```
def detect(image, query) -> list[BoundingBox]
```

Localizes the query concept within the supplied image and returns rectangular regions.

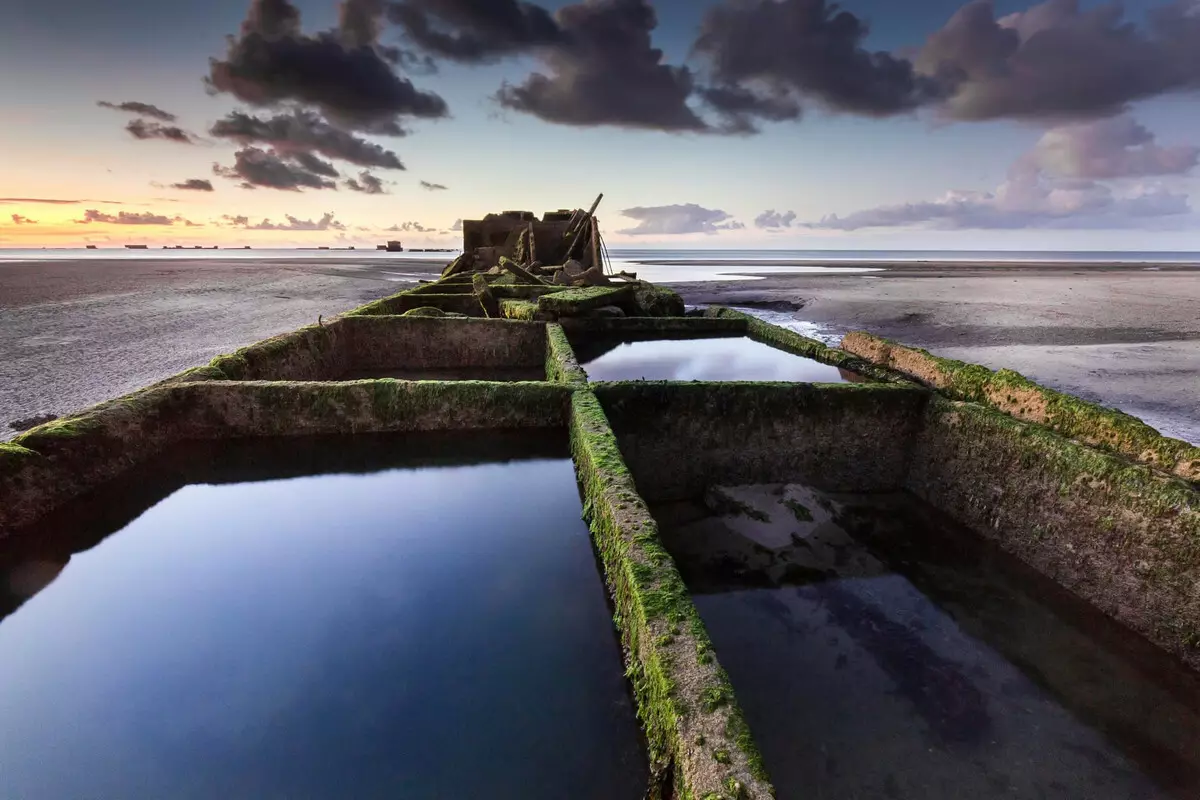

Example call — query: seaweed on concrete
[546,324,588,386]
[569,389,776,799]
[539,285,633,315]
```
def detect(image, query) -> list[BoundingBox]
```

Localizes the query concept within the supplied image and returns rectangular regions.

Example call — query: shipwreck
[1,197,1199,800]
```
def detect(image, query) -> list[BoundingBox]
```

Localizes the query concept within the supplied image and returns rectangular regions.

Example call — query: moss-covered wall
[545,324,587,386]
[594,382,930,502]
[0,380,570,534]
[560,317,748,336]
[907,395,1200,670]
[208,319,349,381]
[843,330,1200,482]
[345,316,547,372]
[569,389,775,799]
[346,290,484,317]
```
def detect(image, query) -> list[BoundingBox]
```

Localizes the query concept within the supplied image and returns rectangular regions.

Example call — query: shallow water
[0,432,646,800]
[572,334,852,383]
[654,484,1200,800]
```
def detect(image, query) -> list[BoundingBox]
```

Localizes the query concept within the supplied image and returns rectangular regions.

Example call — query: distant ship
[386,240,404,252]
[125,244,148,249]
[85,245,97,250]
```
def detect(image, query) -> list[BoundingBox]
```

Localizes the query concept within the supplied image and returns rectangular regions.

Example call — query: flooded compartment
[570,331,856,383]
[597,382,1200,800]
[0,431,647,799]
[209,316,550,382]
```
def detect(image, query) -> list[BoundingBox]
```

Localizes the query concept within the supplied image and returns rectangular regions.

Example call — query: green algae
[500,299,542,321]
[630,282,686,317]
[784,499,813,522]
[539,285,633,315]
[569,389,775,798]
[546,324,588,386]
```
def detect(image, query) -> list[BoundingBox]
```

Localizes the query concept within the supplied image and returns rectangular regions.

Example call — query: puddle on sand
[0,432,647,800]
[571,333,854,382]
[653,484,1200,800]
[339,366,547,381]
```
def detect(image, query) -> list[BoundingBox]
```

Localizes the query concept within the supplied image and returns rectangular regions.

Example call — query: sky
[2,0,1199,250]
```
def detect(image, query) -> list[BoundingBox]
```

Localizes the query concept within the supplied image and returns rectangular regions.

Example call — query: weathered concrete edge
[559,316,748,335]
[546,324,588,386]
[703,307,909,384]
[1,380,570,534]
[569,389,776,800]
[910,395,1200,669]
[843,330,1200,482]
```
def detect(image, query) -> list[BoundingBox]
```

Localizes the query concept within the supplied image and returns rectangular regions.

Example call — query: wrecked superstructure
[1,203,1199,800]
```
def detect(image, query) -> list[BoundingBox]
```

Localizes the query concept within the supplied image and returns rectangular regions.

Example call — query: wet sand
[674,263,1200,444]
[2,257,1197,445]
[0,257,443,440]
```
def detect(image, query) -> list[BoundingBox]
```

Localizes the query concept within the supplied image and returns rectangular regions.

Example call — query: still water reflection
[0,432,646,800]
[572,334,852,383]
[655,484,1200,800]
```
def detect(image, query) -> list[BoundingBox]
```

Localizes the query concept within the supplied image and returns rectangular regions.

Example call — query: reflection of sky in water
[579,336,849,383]
[607,258,884,283]
[0,459,645,799]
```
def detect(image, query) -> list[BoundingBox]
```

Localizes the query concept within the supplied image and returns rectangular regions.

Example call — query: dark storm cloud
[754,209,797,229]
[97,101,177,121]
[171,179,216,191]
[419,180,448,190]
[697,84,802,134]
[223,212,348,230]
[76,209,199,226]
[915,0,1200,121]
[126,119,199,144]
[292,151,341,177]
[213,147,339,190]
[495,0,706,131]
[206,0,448,131]
[11,214,38,225]
[387,0,563,63]
[209,110,406,169]
[346,171,387,193]
[692,0,944,117]
[617,204,745,235]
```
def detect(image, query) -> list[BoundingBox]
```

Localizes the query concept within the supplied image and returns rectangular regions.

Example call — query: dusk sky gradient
[3,0,1199,248]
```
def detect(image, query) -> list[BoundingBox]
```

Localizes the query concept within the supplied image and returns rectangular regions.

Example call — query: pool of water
[340,366,548,381]
[653,484,1200,800]
[571,334,853,383]
[0,432,647,800]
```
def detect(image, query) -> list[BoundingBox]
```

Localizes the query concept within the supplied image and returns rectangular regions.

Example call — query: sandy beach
[2,256,1197,444]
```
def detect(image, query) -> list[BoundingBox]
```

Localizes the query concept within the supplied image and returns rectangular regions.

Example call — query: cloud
[754,209,797,229]
[11,214,37,225]
[97,100,177,121]
[213,147,340,190]
[346,171,387,193]
[126,119,199,144]
[419,180,448,190]
[0,197,123,205]
[171,179,216,191]
[618,203,745,235]
[450,218,463,231]
[805,119,1195,231]
[209,109,406,169]
[692,0,944,118]
[206,0,448,131]
[696,84,802,134]
[387,221,435,232]
[75,209,200,226]
[1023,116,1199,179]
[915,0,1200,122]
[388,0,563,63]
[222,212,348,231]
[495,0,707,132]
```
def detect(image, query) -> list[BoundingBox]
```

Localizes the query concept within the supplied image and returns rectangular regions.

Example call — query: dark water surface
[0,432,647,800]
[654,485,1200,800]
[572,334,852,383]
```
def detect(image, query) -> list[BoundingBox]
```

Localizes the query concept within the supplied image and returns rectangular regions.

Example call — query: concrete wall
[345,317,546,372]
[595,382,930,502]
